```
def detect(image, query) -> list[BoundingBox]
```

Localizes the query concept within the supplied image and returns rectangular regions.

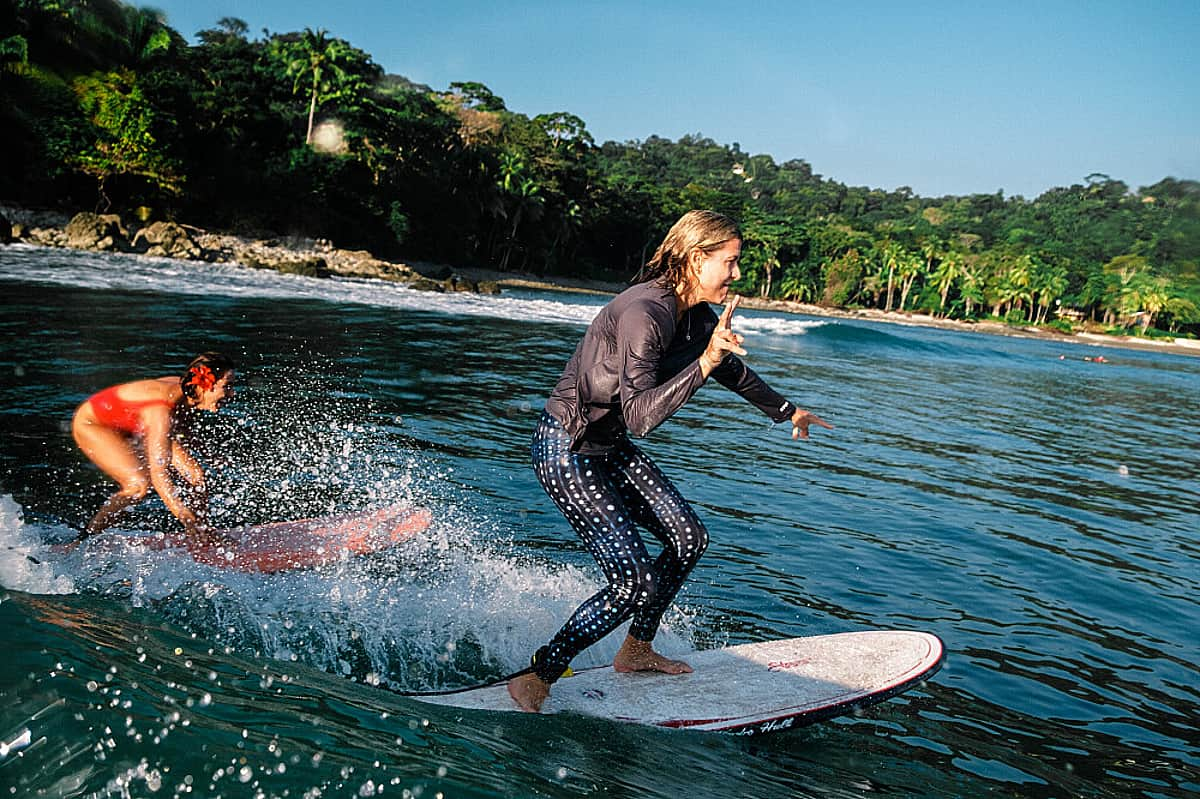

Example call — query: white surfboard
[413,630,944,735]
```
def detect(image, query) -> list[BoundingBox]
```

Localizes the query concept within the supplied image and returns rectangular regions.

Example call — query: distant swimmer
[507,210,832,713]
[67,352,235,549]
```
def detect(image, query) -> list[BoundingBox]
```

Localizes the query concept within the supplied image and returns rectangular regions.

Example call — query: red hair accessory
[190,364,216,392]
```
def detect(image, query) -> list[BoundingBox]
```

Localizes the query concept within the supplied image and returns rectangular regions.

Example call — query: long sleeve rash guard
[544,280,795,451]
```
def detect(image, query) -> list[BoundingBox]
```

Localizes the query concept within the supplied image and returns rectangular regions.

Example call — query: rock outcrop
[2,205,504,295]
[242,254,331,278]
[323,249,417,281]
[64,212,128,251]
[131,221,204,260]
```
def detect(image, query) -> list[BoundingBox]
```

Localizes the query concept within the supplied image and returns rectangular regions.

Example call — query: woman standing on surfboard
[509,210,831,712]
[67,352,235,549]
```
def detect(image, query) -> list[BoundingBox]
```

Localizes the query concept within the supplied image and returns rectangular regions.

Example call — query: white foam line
[0,246,829,336]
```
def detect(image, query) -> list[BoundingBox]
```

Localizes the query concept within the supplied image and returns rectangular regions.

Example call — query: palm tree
[498,177,544,270]
[778,269,813,302]
[896,250,924,311]
[1123,272,1171,331]
[498,151,524,193]
[1003,254,1034,320]
[1030,262,1068,324]
[931,250,962,317]
[279,28,363,145]
[957,257,986,318]
[120,5,176,64]
[492,151,544,270]
[741,212,790,298]
[880,240,902,311]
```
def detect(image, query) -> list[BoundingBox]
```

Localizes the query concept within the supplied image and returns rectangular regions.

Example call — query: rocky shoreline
[0,206,501,295]
[3,205,1197,358]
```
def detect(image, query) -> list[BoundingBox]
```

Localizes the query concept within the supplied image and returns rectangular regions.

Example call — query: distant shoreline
[451,265,1200,359]
[3,204,1197,359]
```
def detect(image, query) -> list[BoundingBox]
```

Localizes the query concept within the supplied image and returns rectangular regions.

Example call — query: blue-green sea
[1,244,1198,798]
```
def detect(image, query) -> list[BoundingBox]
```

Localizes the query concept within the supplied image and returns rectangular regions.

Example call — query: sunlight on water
[2,244,1198,798]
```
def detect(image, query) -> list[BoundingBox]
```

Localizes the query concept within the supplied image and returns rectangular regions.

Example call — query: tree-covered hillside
[3,0,1198,333]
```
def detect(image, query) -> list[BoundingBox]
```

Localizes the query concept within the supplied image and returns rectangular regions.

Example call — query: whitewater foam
[0,245,830,339]
[0,495,76,595]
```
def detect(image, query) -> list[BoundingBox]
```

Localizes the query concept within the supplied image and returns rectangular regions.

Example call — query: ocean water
[1,244,1197,798]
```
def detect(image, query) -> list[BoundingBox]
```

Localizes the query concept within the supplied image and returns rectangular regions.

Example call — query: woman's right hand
[700,296,747,376]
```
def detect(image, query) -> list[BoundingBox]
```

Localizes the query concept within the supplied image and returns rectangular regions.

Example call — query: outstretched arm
[707,295,833,439]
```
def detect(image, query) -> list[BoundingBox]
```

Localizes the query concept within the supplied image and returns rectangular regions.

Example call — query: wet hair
[180,351,235,404]
[636,210,742,287]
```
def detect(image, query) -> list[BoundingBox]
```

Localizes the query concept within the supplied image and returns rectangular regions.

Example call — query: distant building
[1055,306,1084,322]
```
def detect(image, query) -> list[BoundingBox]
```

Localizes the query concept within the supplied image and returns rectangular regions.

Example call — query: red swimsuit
[86,385,176,435]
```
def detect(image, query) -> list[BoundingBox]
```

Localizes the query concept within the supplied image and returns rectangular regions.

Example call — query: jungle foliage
[3,0,1198,334]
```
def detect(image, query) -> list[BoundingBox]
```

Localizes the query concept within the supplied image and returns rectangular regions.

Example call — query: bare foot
[507,672,550,712]
[612,635,693,674]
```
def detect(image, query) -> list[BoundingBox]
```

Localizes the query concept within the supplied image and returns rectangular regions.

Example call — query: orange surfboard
[105,504,431,573]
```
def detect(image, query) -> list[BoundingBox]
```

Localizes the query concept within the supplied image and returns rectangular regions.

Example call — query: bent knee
[677,520,709,563]
[117,479,151,501]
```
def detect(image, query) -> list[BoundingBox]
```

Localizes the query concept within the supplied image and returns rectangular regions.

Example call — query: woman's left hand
[790,407,833,440]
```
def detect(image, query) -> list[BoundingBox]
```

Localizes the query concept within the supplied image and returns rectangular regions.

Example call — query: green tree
[896,248,924,311]
[880,240,902,311]
[273,28,377,145]
[0,33,29,75]
[118,4,179,65]
[71,67,181,208]
[930,249,962,316]
[493,150,545,269]
[957,256,987,318]
[1030,259,1068,323]
[741,211,792,298]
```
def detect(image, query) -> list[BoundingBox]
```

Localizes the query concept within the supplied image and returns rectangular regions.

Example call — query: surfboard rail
[410,629,945,736]
[82,503,432,573]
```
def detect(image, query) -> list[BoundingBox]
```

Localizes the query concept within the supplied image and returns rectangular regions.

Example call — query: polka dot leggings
[529,411,709,684]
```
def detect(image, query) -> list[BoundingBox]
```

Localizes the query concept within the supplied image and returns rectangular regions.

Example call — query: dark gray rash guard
[544,280,796,451]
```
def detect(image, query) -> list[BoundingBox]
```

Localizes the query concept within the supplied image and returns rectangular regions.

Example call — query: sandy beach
[451,264,1200,359]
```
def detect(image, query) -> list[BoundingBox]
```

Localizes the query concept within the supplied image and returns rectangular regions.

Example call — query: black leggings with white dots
[529,411,708,685]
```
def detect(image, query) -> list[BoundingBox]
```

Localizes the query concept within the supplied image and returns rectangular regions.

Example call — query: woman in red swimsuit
[68,352,235,548]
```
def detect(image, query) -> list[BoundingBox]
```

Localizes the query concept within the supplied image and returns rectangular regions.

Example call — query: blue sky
[151,0,1198,199]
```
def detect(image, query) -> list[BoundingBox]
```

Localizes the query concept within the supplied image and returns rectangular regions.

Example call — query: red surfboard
[97,504,432,573]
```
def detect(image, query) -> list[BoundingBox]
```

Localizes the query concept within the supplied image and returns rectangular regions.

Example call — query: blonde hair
[638,210,741,287]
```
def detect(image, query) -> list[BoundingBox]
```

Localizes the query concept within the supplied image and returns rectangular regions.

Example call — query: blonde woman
[509,210,831,711]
